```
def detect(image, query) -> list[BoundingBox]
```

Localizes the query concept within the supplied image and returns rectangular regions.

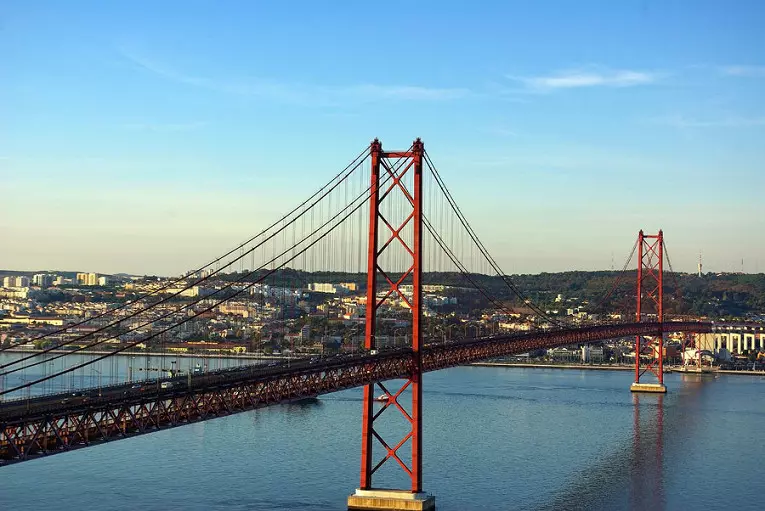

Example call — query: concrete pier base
[630,382,667,393]
[348,489,435,511]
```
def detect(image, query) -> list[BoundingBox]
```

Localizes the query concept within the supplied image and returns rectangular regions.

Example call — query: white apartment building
[2,276,30,288]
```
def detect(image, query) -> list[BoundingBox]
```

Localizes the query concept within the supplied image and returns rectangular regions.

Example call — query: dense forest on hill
[215,269,765,319]
[430,270,765,318]
[506,271,765,319]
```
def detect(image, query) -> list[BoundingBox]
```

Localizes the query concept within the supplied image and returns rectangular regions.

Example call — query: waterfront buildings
[1,270,763,366]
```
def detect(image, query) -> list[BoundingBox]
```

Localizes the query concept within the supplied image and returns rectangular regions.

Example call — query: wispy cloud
[507,67,659,92]
[720,65,765,77]
[655,115,765,128]
[122,121,208,132]
[118,47,469,105]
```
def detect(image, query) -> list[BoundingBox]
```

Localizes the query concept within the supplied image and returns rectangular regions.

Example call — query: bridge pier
[348,489,435,511]
[630,382,667,393]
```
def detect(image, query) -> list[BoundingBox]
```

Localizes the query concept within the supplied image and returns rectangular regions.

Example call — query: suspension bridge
[0,139,712,510]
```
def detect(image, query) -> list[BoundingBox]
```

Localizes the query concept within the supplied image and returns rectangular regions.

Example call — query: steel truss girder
[1,356,412,465]
[1,321,710,466]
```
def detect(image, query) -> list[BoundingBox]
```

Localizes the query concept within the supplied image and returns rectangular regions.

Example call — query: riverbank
[0,348,291,361]
[716,369,765,376]
[471,362,765,377]
[470,362,633,371]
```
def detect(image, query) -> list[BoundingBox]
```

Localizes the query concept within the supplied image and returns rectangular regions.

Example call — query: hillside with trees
[216,268,765,319]
[4,268,764,319]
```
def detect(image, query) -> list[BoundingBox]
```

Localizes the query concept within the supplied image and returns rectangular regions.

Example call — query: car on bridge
[60,391,88,405]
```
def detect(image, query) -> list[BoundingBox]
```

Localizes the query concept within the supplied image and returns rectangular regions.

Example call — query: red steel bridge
[0,139,712,509]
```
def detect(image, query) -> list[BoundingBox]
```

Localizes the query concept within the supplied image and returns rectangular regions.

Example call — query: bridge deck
[1,321,710,465]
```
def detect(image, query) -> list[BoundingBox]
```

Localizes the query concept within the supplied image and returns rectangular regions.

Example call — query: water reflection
[536,379,715,511]
[2,367,760,511]
[630,393,664,511]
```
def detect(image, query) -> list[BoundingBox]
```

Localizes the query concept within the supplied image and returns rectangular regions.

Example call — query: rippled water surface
[2,366,764,510]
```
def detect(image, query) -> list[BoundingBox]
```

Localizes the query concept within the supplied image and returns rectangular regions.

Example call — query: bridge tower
[348,139,435,511]
[630,230,667,393]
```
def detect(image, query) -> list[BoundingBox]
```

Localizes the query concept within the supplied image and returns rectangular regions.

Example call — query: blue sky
[2,0,764,276]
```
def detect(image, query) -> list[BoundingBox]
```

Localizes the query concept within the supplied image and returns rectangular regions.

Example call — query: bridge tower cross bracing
[349,138,435,511]
[631,229,667,393]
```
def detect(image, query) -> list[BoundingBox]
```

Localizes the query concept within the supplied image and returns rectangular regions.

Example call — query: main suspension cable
[424,152,563,326]
[0,157,382,379]
[590,237,639,316]
[0,147,370,356]
[0,152,370,373]
[1,151,409,393]
[662,238,686,317]
[423,215,534,325]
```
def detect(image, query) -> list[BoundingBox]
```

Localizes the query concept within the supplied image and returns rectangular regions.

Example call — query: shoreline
[3,350,763,377]
[470,362,765,377]
[0,348,291,360]
[715,369,765,376]
[471,362,633,371]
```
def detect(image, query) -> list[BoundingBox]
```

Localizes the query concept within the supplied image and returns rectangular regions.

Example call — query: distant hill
[3,268,763,319]
[506,271,765,319]
[218,268,765,319]
[0,270,77,279]
[0,270,116,279]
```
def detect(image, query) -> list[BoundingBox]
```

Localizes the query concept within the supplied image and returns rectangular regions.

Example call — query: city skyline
[1,264,764,280]
[3,1,764,276]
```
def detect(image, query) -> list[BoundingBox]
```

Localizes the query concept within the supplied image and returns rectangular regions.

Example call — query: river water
[1,364,764,510]
[0,351,256,400]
